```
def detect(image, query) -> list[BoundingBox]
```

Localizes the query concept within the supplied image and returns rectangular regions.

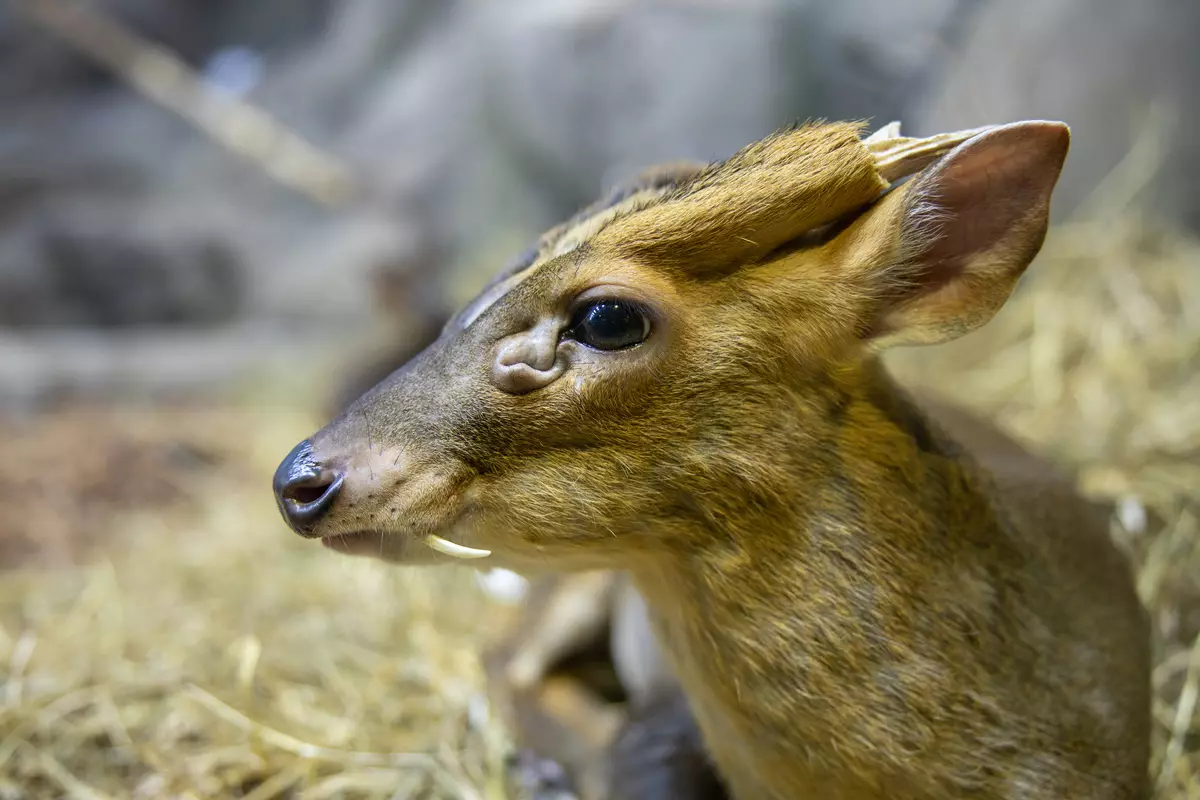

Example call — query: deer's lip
[319,529,491,560]
[319,530,383,550]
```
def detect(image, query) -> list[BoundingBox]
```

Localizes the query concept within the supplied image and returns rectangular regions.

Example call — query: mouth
[320,531,491,560]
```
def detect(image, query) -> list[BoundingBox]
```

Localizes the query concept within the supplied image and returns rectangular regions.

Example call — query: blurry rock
[42,226,242,328]
[911,0,1200,229]
[0,209,244,328]
[0,0,344,328]
[801,0,964,121]
[0,0,197,101]
[0,0,331,104]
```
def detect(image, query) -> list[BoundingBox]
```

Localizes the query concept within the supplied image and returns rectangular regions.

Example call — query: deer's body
[627,360,1147,798]
[275,120,1152,799]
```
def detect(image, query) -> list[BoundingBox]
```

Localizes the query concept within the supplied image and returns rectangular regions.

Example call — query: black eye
[567,299,651,351]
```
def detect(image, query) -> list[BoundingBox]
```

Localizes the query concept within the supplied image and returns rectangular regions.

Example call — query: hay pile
[0,216,1197,798]
[0,408,517,799]
[0,410,225,571]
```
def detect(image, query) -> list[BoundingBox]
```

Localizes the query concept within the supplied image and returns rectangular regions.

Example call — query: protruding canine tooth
[425,535,491,559]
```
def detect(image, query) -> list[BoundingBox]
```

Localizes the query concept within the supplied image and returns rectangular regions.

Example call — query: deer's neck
[630,357,1017,799]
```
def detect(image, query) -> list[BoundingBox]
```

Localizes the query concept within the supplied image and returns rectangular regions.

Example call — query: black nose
[273,440,343,535]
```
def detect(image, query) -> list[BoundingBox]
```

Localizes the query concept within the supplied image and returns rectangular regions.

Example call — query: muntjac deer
[274,120,1152,799]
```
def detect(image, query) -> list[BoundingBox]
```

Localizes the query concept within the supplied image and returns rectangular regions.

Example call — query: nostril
[282,477,334,506]
[272,440,344,535]
[289,486,324,504]
[276,472,344,534]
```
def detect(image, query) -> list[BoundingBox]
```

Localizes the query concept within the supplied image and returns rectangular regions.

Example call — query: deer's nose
[273,440,343,536]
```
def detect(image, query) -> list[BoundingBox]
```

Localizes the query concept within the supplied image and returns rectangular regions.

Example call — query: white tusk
[425,535,491,559]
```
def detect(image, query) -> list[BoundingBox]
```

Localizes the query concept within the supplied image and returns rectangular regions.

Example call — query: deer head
[273,120,1069,570]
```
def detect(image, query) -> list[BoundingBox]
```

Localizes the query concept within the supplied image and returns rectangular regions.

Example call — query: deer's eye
[567,299,650,351]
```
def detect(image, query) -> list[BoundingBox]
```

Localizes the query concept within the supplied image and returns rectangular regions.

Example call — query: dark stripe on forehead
[445,163,708,335]
[440,246,542,337]
[561,161,709,235]
[445,257,549,334]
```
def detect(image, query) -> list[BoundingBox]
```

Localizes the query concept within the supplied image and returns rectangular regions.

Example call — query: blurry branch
[13,0,359,208]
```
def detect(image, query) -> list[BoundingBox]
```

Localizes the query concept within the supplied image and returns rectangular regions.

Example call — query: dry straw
[0,408,517,799]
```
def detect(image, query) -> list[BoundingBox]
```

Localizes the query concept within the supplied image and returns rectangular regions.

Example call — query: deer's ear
[859,121,1070,347]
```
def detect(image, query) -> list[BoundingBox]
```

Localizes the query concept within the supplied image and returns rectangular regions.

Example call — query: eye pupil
[569,300,649,351]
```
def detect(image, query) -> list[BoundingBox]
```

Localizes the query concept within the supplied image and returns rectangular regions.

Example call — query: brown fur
[282,120,1152,799]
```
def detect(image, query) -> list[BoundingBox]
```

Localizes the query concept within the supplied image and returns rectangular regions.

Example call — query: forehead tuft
[535,161,708,265]
[509,122,887,277]
[593,121,887,270]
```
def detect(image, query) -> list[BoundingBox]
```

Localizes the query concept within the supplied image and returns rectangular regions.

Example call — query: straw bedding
[0,216,1196,798]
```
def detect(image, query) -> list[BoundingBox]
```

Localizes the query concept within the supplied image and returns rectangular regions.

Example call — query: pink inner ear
[902,123,1070,295]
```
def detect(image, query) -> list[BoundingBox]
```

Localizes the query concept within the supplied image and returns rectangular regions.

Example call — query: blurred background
[0,0,1197,797]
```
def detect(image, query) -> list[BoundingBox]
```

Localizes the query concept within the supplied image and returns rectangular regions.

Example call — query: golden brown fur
[280,120,1152,799]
